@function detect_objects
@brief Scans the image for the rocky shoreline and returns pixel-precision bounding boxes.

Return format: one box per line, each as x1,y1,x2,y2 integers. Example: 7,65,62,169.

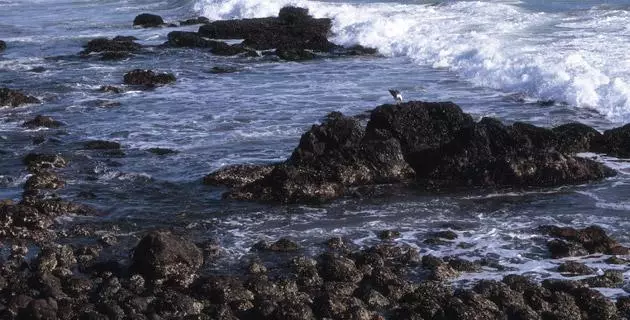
1,5,630,320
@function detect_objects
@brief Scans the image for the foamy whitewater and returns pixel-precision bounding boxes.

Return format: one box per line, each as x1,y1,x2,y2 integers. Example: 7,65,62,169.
198,0,630,121
1,0,630,297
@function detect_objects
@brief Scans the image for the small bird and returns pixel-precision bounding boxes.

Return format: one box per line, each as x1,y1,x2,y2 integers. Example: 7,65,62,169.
388,89,403,104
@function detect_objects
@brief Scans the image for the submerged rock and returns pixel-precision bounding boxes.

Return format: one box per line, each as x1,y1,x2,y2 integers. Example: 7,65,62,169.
0,87,40,107
133,13,164,28
22,115,63,129
83,140,121,150
0,40,6,51
147,147,178,155
123,69,176,87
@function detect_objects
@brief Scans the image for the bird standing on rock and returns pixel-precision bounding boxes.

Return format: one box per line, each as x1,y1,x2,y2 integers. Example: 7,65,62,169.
389,89,403,104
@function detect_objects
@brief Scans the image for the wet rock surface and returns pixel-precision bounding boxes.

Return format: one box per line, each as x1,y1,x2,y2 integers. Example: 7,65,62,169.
81,36,142,60
210,101,619,204
539,225,629,257
0,87,40,108
133,13,165,28
0,40,6,51
123,69,176,87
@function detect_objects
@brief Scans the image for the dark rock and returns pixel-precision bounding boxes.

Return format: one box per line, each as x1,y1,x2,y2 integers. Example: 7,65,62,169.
100,51,130,60
582,269,624,288
84,140,121,150
377,230,401,240
82,37,141,55
552,122,603,154
276,47,316,61
217,101,615,204
314,295,371,320
227,111,413,203
98,85,123,94
599,123,630,158
147,148,178,155
271,299,316,320
0,87,40,107
131,230,203,286
198,7,334,52
278,6,310,24
557,261,594,275
17,298,57,320
23,153,67,172
430,230,458,240
445,257,482,273
605,256,628,265
0,40,6,51
422,255,459,281
166,31,221,48
540,225,629,256
444,290,503,320
333,44,378,56
24,171,65,191
133,13,164,28
253,238,299,252
319,253,363,283
547,239,589,258
22,115,63,129
193,275,254,305
180,17,210,26
123,69,176,87
209,66,240,74
204,164,275,188
571,287,618,319
617,296,630,318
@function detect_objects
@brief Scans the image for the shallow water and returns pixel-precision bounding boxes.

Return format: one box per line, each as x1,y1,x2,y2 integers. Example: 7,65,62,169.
1,0,630,295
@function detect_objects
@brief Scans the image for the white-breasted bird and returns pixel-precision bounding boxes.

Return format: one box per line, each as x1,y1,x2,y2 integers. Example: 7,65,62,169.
389,89,403,104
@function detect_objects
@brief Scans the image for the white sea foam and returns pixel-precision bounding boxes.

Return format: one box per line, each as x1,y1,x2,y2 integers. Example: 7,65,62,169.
195,0,630,122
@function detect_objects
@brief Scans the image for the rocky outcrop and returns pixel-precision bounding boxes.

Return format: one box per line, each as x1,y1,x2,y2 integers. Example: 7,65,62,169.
133,13,164,28
209,101,617,203
131,231,203,287
123,69,176,87
0,88,40,107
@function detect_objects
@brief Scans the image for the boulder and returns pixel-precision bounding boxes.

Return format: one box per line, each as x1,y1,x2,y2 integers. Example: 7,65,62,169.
22,115,63,129
0,87,40,107
557,261,594,275
131,231,203,286
133,13,164,27
23,153,67,172
123,69,176,87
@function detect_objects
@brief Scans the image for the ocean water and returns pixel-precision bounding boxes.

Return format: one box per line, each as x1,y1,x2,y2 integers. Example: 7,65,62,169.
1,0,630,294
